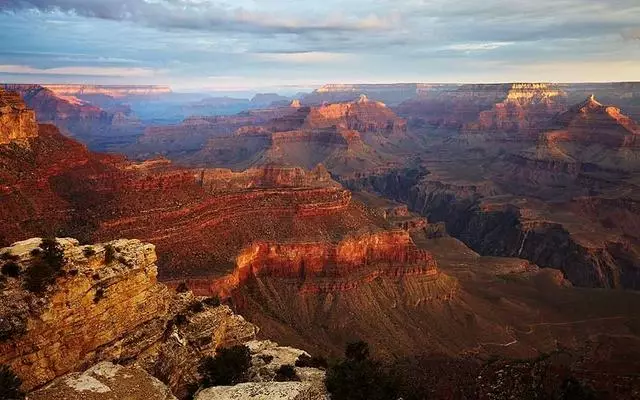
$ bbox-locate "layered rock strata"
[0,89,38,144]
[0,238,257,396]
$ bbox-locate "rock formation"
[0,89,38,144]
[465,83,566,137]
[1,85,145,151]
[177,97,411,176]
[177,230,439,297]
[553,95,638,144]
[27,363,178,400]
[194,340,328,400]
[0,237,257,397]
[396,83,566,136]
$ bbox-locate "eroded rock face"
[0,238,258,396]
[195,165,338,193]
[1,85,111,139]
[179,230,438,297]
[0,88,38,144]
[527,96,640,171]
[27,362,177,400]
[466,83,566,137]
[0,238,168,389]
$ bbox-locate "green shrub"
[558,377,598,400]
[1,262,21,278]
[174,314,188,326]
[275,364,300,382]
[176,282,189,293]
[23,239,65,293]
[0,315,27,342]
[83,247,96,258]
[345,341,370,362]
[295,353,328,369]
[325,341,399,400]
[198,345,252,387]
[188,301,205,313]
[104,244,116,264]
[0,253,18,262]
[203,296,221,307]
[0,365,24,400]
[94,287,106,304]
[39,238,65,270]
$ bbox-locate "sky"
[0,0,639,91]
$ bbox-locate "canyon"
[3,82,640,398]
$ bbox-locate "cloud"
[253,52,350,63]
[0,0,638,86]
[0,0,395,34]
[0,64,161,77]
[622,28,640,40]
[446,42,514,52]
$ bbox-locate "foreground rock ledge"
[0,237,257,397]
[27,362,177,400]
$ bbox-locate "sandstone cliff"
[0,237,257,397]
[176,230,439,297]
[1,84,145,151]
[0,88,38,144]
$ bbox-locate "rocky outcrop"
[527,96,640,171]
[0,238,169,389]
[0,237,258,396]
[194,340,327,400]
[27,362,177,400]
[554,95,638,145]
[0,88,39,144]
[1,84,127,151]
[1,84,148,151]
[195,165,338,193]
[465,83,566,137]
